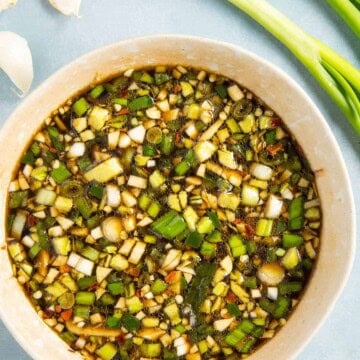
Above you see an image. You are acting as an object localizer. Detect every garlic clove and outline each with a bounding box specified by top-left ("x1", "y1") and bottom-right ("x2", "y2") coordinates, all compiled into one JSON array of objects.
[
  {"x1": 48, "y1": 0, "x2": 81, "y2": 16},
  {"x1": 0, "y1": 31, "x2": 33, "y2": 94},
  {"x1": 0, "y1": 0, "x2": 17, "y2": 13}
]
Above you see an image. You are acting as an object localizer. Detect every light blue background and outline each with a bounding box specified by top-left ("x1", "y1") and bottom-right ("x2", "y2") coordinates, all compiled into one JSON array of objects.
[{"x1": 0, "y1": 1, "x2": 359, "y2": 359}]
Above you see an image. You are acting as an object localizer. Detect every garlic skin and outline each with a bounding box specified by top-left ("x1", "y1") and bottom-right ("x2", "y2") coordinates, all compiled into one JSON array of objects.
[
  {"x1": 0, "y1": 0, "x2": 17, "y2": 13},
  {"x1": 49, "y1": 0, "x2": 81, "y2": 16},
  {"x1": 0, "y1": 31, "x2": 33, "y2": 94}
]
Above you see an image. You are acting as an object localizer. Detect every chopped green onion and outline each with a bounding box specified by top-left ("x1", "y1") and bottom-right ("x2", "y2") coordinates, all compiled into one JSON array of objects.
[
  {"x1": 108, "y1": 282, "x2": 124, "y2": 296},
  {"x1": 282, "y1": 233, "x2": 303, "y2": 248},
  {"x1": 154, "y1": 72, "x2": 170, "y2": 85},
  {"x1": 143, "y1": 144, "x2": 156, "y2": 156},
  {"x1": 151, "y1": 279, "x2": 167, "y2": 295},
  {"x1": 227, "y1": 303, "x2": 242, "y2": 316},
  {"x1": 278, "y1": 281, "x2": 302, "y2": 295},
  {"x1": 288, "y1": 196, "x2": 304, "y2": 230},
  {"x1": 185, "y1": 262, "x2": 216, "y2": 314},
  {"x1": 74, "y1": 305, "x2": 90, "y2": 319},
  {"x1": 88, "y1": 182, "x2": 104, "y2": 200},
  {"x1": 74, "y1": 197, "x2": 93, "y2": 219},
  {"x1": 228, "y1": 234, "x2": 247, "y2": 257},
  {"x1": 72, "y1": 97, "x2": 90, "y2": 117},
  {"x1": 200, "y1": 241, "x2": 216, "y2": 258},
  {"x1": 75, "y1": 291, "x2": 95, "y2": 306},
  {"x1": 78, "y1": 276, "x2": 97, "y2": 290},
  {"x1": 47, "y1": 126, "x2": 64, "y2": 151},
  {"x1": 140, "y1": 343, "x2": 161, "y2": 357},
  {"x1": 128, "y1": 95, "x2": 153, "y2": 112},
  {"x1": 255, "y1": 219, "x2": 273, "y2": 236},
  {"x1": 105, "y1": 316, "x2": 121, "y2": 328},
  {"x1": 273, "y1": 296, "x2": 291, "y2": 319},
  {"x1": 51, "y1": 163, "x2": 71, "y2": 184},
  {"x1": 121, "y1": 312, "x2": 140, "y2": 332},
  {"x1": 151, "y1": 211, "x2": 188, "y2": 240},
  {"x1": 185, "y1": 231, "x2": 202, "y2": 249},
  {"x1": 215, "y1": 84, "x2": 228, "y2": 98},
  {"x1": 147, "y1": 201, "x2": 161, "y2": 219},
  {"x1": 96, "y1": 342, "x2": 118, "y2": 360},
  {"x1": 36, "y1": 221, "x2": 50, "y2": 250},
  {"x1": 243, "y1": 276, "x2": 257, "y2": 289},
  {"x1": 90, "y1": 85, "x2": 105, "y2": 99},
  {"x1": 207, "y1": 211, "x2": 221, "y2": 230},
  {"x1": 146, "y1": 127, "x2": 162, "y2": 144},
  {"x1": 9, "y1": 190, "x2": 28, "y2": 209}
]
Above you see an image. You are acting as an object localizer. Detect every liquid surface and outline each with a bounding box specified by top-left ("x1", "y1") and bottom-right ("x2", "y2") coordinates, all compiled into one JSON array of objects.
[{"x1": 6, "y1": 65, "x2": 321, "y2": 359}]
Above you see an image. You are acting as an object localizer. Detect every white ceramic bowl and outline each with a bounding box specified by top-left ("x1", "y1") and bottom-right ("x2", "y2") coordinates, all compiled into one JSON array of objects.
[{"x1": 0, "y1": 35, "x2": 355, "y2": 360}]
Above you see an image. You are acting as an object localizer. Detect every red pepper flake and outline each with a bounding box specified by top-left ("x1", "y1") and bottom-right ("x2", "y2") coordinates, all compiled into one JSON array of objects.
[
  {"x1": 165, "y1": 271, "x2": 180, "y2": 283},
  {"x1": 117, "y1": 108, "x2": 130, "y2": 115},
  {"x1": 173, "y1": 84, "x2": 182, "y2": 93},
  {"x1": 126, "y1": 266, "x2": 141, "y2": 278},
  {"x1": 59, "y1": 264, "x2": 71, "y2": 274},
  {"x1": 116, "y1": 333, "x2": 125, "y2": 345},
  {"x1": 234, "y1": 218, "x2": 243, "y2": 225},
  {"x1": 226, "y1": 291, "x2": 237, "y2": 303},
  {"x1": 245, "y1": 224, "x2": 255, "y2": 237},
  {"x1": 60, "y1": 308, "x2": 73, "y2": 321},
  {"x1": 55, "y1": 305, "x2": 62, "y2": 313},
  {"x1": 88, "y1": 283, "x2": 98, "y2": 292},
  {"x1": 43, "y1": 309, "x2": 56, "y2": 319},
  {"x1": 27, "y1": 214, "x2": 38, "y2": 227},
  {"x1": 120, "y1": 89, "x2": 129, "y2": 98},
  {"x1": 270, "y1": 118, "x2": 282, "y2": 127},
  {"x1": 175, "y1": 132, "x2": 181, "y2": 144},
  {"x1": 267, "y1": 143, "x2": 283, "y2": 155}
]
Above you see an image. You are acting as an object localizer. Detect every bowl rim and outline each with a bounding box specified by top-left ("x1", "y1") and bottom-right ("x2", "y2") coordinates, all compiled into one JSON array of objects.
[{"x1": 0, "y1": 34, "x2": 356, "y2": 360}]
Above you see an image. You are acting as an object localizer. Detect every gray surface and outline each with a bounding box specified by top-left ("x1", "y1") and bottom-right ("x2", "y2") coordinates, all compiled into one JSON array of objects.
[{"x1": 0, "y1": 0, "x2": 359, "y2": 359}]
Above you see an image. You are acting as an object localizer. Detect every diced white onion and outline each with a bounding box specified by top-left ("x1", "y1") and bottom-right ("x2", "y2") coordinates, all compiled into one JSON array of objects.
[
  {"x1": 76, "y1": 257, "x2": 94, "y2": 276},
  {"x1": 251, "y1": 289, "x2": 262, "y2": 298},
  {"x1": 118, "y1": 133, "x2": 131, "y2": 148},
  {"x1": 147, "y1": 159, "x2": 156, "y2": 168},
  {"x1": 250, "y1": 163, "x2": 273, "y2": 180},
  {"x1": 106, "y1": 184, "x2": 121, "y2": 208},
  {"x1": 11, "y1": 210, "x2": 27, "y2": 240},
  {"x1": 128, "y1": 125, "x2": 146, "y2": 143},
  {"x1": 264, "y1": 194, "x2": 283, "y2": 219},
  {"x1": 146, "y1": 106, "x2": 161, "y2": 119},
  {"x1": 67, "y1": 252, "x2": 81, "y2": 268},
  {"x1": 267, "y1": 287, "x2": 278, "y2": 301},
  {"x1": 213, "y1": 317, "x2": 234, "y2": 331},
  {"x1": 304, "y1": 198, "x2": 320, "y2": 209},
  {"x1": 220, "y1": 255, "x2": 233, "y2": 276},
  {"x1": 68, "y1": 142, "x2": 85, "y2": 158},
  {"x1": 127, "y1": 175, "x2": 147, "y2": 189},
  {"x1": 22, "y1": 235, "x2": 34, "y2": 248},
  {"x1": 227, "y1": 84, "x2": 244, "y2": 101}
]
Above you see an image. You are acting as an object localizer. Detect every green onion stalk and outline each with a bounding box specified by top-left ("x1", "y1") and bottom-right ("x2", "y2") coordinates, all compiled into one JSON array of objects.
[
  {"x1": 327, "y1": 0, "x2": 360, "y2": 37},
  {"x1": 228, "y1": 0, "x2": 360, "y2": 134}
]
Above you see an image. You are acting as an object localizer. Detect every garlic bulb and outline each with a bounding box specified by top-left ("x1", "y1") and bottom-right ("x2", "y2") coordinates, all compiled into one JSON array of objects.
[
  {"x1": 49, "y1": 0, "x2": 81, "y2": 16},
  {"x1": 0, "y1": 0, "x2": 17, "y2": 13},
  {"x1": 0, "y1": 31, "x2": 33, "y2": 94}
]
